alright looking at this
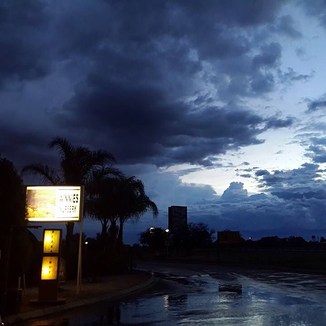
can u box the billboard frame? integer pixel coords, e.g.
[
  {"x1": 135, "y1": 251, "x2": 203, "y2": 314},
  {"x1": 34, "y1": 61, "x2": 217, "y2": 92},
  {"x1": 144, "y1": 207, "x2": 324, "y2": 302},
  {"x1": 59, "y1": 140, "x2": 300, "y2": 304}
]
[{"x1": 26, "y1": 185, "x2": 83, "y2": 222}]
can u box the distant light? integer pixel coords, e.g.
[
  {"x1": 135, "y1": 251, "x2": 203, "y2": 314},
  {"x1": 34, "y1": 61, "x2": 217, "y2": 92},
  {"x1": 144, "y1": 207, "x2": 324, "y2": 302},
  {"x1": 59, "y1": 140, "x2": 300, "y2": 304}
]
[
  {"x1": 84, "y1": 241, "x2": 88, "y2": 245},
  {"x1": 165, "y1": 228, "x2": 170, "y2": 233},
  {"x1": 149, "y1": 227, "x2": 155, "y2": 233}
]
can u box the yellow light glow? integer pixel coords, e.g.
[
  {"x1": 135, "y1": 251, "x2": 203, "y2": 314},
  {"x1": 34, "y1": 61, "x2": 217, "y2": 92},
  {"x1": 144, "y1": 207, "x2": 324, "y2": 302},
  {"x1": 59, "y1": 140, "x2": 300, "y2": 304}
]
[
  {"x1": 42, "y1": 266, "x2": 50, "y2": 275},
  {"x1": 41, "y1": 256, "x2": 58, "y2": 280},
  {"x1": 43, "y1": 230, "x2": 61, "y2": 254},
  {"x1": 44, "y1": 234, "x2": 52, "y2": 243}
]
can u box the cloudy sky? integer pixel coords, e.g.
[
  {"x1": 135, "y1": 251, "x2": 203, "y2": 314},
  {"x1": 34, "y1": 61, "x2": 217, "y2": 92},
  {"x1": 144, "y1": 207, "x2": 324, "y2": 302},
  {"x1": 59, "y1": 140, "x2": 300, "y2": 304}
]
[{"x1": 1, "y1": 0, "x2": 326, "y2": 243}]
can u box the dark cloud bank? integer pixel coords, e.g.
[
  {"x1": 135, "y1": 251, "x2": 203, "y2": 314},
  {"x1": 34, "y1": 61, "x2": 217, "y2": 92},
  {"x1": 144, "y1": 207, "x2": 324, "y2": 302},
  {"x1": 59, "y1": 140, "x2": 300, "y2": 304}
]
[
  {"x1": 1, "y1": 0, "x2": 296, "y2": 167},
  {"x1": 186, "y1": 163, "x2": 326, "y2": 241},
  {"x1": 1, "y1": 0, "x2": 326, "y2": 241}
]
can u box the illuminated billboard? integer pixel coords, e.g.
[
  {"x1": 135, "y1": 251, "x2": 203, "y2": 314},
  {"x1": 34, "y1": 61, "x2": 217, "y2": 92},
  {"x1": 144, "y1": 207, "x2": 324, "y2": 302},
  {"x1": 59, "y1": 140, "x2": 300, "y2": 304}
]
[{"x1": 26, "y1": 186, "x2": 82, "y2": 222}]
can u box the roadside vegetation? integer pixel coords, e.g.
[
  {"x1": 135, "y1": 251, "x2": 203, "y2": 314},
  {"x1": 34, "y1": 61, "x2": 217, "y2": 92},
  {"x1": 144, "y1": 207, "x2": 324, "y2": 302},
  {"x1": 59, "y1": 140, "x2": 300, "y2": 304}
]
[
  {"x1": 0, "y1": 137, "x2": 158, "y2": 289},
  {"x1": 138, "y1": 225, "x2": 326, "y2": 272},
  {"x1": 139, "y1": 222, "x2": 214, "y2": 258}
]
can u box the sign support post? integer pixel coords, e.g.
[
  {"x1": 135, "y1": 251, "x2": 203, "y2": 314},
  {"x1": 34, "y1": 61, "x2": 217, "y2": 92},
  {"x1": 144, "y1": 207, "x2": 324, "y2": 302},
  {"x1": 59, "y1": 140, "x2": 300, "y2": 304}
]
[
  {"x1": 76, "y1": 186, "x2": 84, "y2": 295},
  {"x1": 76, "y1": 217, "x2": 83, "y2": 295}
]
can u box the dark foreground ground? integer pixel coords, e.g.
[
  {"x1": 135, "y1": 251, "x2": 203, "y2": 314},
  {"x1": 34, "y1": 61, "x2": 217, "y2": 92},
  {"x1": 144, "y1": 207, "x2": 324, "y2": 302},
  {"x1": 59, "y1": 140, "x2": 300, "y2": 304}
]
[
  {"x1": 3, "y1": 257, "x2": 326, "y2": 325},
  {"x1": 10, "y1": 260, "x2": 326, "y2": 326},
  {"x1": 2, "y1": 271, "x2": 154, "y2": 325}
]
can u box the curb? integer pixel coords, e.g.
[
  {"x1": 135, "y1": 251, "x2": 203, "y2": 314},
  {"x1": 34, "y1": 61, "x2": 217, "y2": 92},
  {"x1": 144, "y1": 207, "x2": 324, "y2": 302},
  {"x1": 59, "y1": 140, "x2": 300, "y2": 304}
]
[{"x1": 5, "y1": 274, "x2": 155, "y2": 325}]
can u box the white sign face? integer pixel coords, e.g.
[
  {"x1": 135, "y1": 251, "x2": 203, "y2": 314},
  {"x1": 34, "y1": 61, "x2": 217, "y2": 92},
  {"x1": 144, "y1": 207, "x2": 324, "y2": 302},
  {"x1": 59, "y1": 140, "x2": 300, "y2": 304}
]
[{"x1": 26, "y1": 186, "x2": 82, "y2": 222}]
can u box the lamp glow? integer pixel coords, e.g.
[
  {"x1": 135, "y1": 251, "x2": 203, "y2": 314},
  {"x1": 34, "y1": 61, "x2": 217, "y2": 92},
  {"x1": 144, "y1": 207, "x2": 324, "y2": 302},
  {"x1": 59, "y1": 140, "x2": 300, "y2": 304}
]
[{"x1": 41, "y1": 256, "x2": 58, "y2": 280}]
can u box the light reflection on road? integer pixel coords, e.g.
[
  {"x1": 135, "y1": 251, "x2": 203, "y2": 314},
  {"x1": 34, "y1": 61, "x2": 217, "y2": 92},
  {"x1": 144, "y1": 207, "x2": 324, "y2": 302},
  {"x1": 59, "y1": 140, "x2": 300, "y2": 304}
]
[{"x1": 24, "y1": 261, "x2": 326, "y2": 325}]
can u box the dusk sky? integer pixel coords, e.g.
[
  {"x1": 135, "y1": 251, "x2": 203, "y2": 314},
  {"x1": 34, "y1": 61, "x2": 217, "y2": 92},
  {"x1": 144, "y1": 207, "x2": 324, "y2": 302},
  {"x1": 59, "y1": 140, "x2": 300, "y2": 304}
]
[{"x1": 1, "y1": 0, "x2": 326, "y2": 243}]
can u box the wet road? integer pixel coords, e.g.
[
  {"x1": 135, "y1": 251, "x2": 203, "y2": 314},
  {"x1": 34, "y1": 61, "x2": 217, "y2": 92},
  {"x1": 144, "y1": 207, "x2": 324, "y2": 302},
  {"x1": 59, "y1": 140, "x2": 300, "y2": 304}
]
[{"x1": 23, "y1": 261, "x2": 326, "y2": 325}]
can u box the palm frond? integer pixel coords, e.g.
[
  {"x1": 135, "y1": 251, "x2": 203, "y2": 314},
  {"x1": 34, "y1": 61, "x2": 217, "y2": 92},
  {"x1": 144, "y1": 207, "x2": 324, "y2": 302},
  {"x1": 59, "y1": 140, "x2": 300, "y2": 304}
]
[
  {"x1": 49, "y1": 137, "x2": 74, "y2": 160},
  {"x1": 21, "y1": 163, "x2": 61, "y2": 184}
]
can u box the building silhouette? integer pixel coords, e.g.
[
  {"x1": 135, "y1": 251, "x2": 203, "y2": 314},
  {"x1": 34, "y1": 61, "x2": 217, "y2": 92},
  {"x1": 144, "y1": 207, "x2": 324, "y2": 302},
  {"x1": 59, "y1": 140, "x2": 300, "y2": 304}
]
[{"x1": 168, "y1": 206, "x2": 187, "y2": 234}]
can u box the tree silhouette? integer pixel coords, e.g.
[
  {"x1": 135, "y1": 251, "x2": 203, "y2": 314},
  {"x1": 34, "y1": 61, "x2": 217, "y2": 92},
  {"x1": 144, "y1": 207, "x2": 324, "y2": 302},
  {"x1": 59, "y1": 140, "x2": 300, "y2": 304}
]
[
  {"x1": 87, "y1": 174, "x2": 158, "y2": 246},
  {"x1": 87, "y1": 174, "x2": 120, "y2": 239},
  {"x1": 0, "y1": 158, "x2": 26, "y2": 230},
  {"x1": 116, "y1": 176, "x2": 158, "y2": 244},
  {"x1": 22, "y1": 137, "x2": 118, "y2": 278},
  {"x1": 0, "y1": 157, "x2": 27, "y2": 294}
]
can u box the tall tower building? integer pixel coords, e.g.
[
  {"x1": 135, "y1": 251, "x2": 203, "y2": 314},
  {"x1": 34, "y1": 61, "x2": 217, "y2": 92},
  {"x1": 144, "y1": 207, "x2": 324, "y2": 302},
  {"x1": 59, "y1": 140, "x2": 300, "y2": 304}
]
[{"x1": 168, "y1": 206, "x2": 187, "y2": 234}]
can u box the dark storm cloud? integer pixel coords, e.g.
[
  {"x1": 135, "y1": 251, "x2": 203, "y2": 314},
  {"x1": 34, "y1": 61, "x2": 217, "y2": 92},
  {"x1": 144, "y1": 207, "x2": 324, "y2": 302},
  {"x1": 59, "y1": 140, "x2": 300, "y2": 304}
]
[
  {"x1": 0, "y1": 125, "x2": 55, "y2": 169},
  {"x1": 307, "y1": 99, "x2": 326, "y2": 112},
  {"x1": 235, "y1": 165, "x2": 254, "y2": 178},
  {"x1": 238, "y1": 173, "x2": 252, "y2": 179},
  {"x1": 191, "y1": 164, "x2": 326, "y2": 236},
  {"x1": 252, "y1": 43, "x2": 282, "y2": 69},
  {"x1": 256, "y1": 163, "x2": 322, "y2": 191},
  {"x1": 253, "y1": 164, "x2": 326, "y2": 228},
  {"x1": 0, "y1": 0, "x2": 50, "y2": 86},
  {"x1": 299, "y1": 0, "x2": 326, "y2": 28},
  {"x1": 192, "y1": 188, "x2": 302, "y2": 234},
  {"x1": 56, "y1": 77, "x2": 294, "y2": 166},
  {"x1": 306, "y1": 141, "x2": 326, "y2": 163},
  {"x1": 278, "y1": 68, "x2": 314, "y2": 86},
  {"x1": 44, "y1": 0, "x2": 292, "y2": 103},
  {"x1": 46, "y1": 0, "x2": 295, "y2": 167},
  {"x1": 274, "y1": 15, "x2": 302, "y2": 39},
  {"x1": 0, "y1": 0, "x2": 300, "y2": 170},
  {"x1": 264, "y1": 116, "x2": 294, "y2": 129},
  {"x1": 179, "y1": 0, "x2": 283, "y2": 27},
  {"x1": 300, "y1": 130, "x2": 326, "y2": 164},
  {"x1": 251, "y1": 164, "x2": 326, "y2": 230},
  {"x1": 255, "y1": 169, "x2": 270, "y2": 177}
]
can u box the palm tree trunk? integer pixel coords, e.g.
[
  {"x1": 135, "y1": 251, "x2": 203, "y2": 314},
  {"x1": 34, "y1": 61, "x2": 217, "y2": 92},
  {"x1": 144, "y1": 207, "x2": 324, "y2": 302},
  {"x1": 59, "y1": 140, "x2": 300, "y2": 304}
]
[
  {"x1": 101, "y1": 219, "x2": 108, "y2": 237},
  {"x1": 118, "y1": 218, "x2": 124, "y2": 245},
  {"x1": 109, "y1": 220, "x2": 118, "y2": 249}
]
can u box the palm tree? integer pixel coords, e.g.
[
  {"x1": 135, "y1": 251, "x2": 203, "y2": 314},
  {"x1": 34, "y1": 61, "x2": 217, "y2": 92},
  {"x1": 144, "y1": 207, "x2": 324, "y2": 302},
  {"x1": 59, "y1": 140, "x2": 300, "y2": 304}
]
[
  {"x1": 115, "y1": 176, "x2": 158, "y2": 244},
  {"x1": 48, "y1": 137, "x2": 115, "y2": 186},
  {"x1": 86, "y1": 174, "x2": 120, "y2": 238},
  {"x1": 86, "y1": 174, "x2": 158, "y2": 246},
  {"x1": 22, "y1": 137, "x2": 118, "y2": 277}
]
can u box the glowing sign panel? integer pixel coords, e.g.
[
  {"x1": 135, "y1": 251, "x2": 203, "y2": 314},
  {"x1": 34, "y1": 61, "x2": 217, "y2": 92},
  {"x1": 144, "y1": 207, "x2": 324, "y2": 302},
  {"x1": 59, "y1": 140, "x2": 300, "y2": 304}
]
[
  {"x1": 26, "y1": 186, "x2": 82, "y2": 221},
  {"x1": 41, "y1": 256, "x2": 59, "y2": 280},
  {"x1": 43, "y1": 229, "x2": 61, "y2": 254}
]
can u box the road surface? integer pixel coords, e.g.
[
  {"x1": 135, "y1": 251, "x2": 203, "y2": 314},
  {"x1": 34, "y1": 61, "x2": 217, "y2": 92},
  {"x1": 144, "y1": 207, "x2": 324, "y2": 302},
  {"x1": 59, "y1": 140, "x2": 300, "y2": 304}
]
[{"x1": 20, "y1": 261, "x2": 326, "y2": 325}]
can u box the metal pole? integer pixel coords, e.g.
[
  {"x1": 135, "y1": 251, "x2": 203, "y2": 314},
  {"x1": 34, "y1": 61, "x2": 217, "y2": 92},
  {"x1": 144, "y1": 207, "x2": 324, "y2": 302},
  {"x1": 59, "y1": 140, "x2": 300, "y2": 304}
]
[
  {"x1": 76, "y1": 218, "x2": 83, "y2": 294},
  {"x1": 76, "y1": 186, "x2": 84, "y2": 295}
]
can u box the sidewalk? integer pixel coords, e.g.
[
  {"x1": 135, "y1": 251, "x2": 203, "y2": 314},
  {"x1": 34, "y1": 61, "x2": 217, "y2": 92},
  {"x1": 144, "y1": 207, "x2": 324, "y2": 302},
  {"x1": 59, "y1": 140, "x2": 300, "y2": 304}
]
[{"x1": 4, "y1": 271, "x2": 154, "y2": 325}]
